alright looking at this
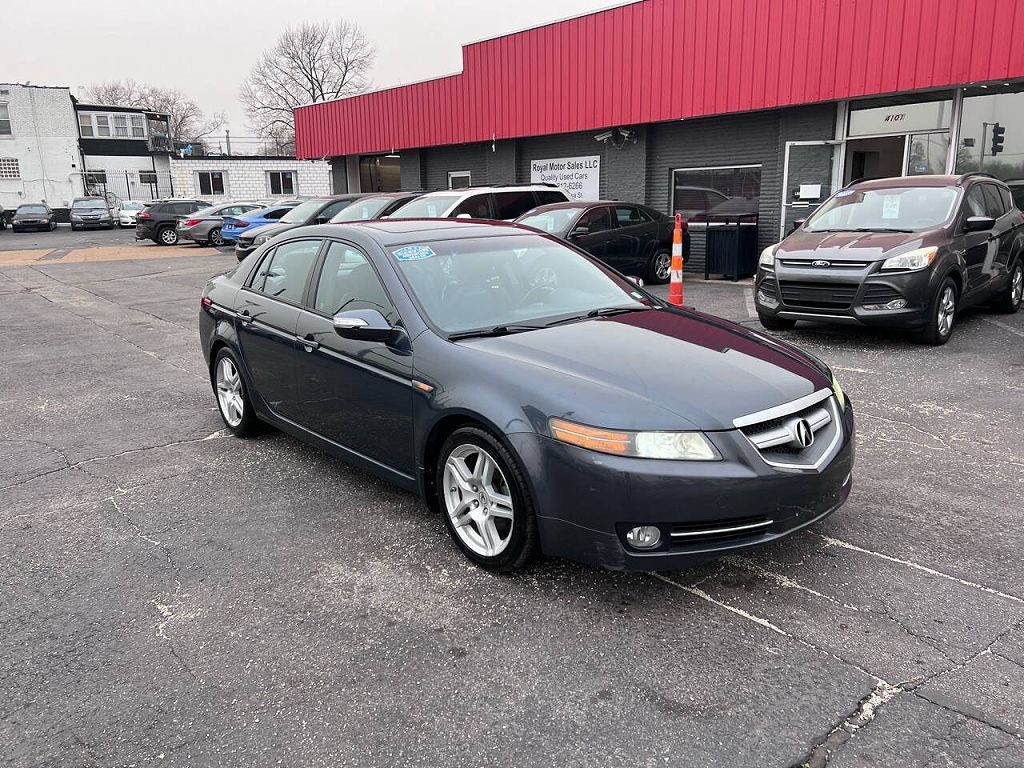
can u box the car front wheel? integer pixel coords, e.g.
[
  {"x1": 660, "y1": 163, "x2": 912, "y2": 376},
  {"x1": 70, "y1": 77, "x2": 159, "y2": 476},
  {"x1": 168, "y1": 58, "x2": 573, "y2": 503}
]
[
  {"x1": 213, "y1": 349, "x2": 259, "y2": 437},
  {"x1": 917, "y1": 277, "x2": 958, "y2": 345},
  {"x1": 157, "y1": 226, "x2": 179, "y2": 246},
  {"x1": 436, "y1": 427, "x2": 539, "y2": 572},
  {"x1": 648, "y1": 249, "x2": 672, "y2": 284}
]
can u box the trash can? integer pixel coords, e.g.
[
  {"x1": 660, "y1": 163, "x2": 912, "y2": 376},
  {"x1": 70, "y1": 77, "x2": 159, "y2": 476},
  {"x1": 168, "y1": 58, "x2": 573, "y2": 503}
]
[{"x1": 704, "y1": 218, "x2": 759, "y2": 281}]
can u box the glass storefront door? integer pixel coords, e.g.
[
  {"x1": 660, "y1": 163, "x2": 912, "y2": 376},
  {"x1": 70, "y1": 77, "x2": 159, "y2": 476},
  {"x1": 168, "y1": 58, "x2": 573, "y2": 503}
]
[{"x1": 780, "y1": 141, "x2": 839, "y2": 239}]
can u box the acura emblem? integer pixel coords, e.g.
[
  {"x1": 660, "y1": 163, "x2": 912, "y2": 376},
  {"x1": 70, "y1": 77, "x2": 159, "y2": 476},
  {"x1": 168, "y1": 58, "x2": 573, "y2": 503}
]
[
  {"x1": 811, "y1": 260, "x2": 831, "y2": 268},
  {"x1": 793, "y1": 419, "x2": 815, "y2": 448}
]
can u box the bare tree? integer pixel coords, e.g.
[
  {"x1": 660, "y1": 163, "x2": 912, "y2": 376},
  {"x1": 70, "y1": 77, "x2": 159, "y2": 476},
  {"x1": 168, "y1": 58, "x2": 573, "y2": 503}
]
[
  {"x1": 241, "y1": 21, "x2": 375, "y2": 147},
  {"x1": 84, "y1": 80, "x2": 225, "y2": 144}
]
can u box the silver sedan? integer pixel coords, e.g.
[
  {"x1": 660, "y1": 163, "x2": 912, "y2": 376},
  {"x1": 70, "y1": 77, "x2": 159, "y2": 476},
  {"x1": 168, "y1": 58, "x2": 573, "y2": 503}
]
[{"x1": 178, "y1": 202, "x2": 262, "y2": 246}]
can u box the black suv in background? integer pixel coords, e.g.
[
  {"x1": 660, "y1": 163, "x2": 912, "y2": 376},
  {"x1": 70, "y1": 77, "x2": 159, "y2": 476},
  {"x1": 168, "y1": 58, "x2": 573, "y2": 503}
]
[
  {"x1": 136, "y1": 199, "x2": 211, "y2": 245},
  {"x1": 756, "y1": 174, "x2": 1024, "y2": 345}
]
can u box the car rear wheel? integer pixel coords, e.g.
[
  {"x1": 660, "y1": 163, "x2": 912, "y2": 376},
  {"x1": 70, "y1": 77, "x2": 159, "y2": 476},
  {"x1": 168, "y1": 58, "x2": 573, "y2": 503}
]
[
  {"x1": 213, "y1": 349, "x2": 259, "y2": 437},
  {"x1": 758, "y1": 313, "x2": 797, "y2": 331},
  {"x1": 994, "y1": 260, "x2": 1022, "y2": 314},
  {"x1": 157, "y1": 226, "x2": 179, "y2": 246},
  {"x1": 209, "y1": 227, "x2": 224, "y2": 247},
  {"x1": 648, "y1": 249, "x2": 672, "y2": 284},
  {"x1": 917, "y1": 277, "x2": 958, "y2": 346},
  {"x1": 436, "y1": 427, "x2": 539, "y2": 572}
]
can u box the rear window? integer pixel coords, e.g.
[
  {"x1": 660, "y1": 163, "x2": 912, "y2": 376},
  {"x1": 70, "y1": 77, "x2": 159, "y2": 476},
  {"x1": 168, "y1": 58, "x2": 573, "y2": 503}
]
[{"x1": 390, "y1": 195, "x2": 462, "y2": 218}]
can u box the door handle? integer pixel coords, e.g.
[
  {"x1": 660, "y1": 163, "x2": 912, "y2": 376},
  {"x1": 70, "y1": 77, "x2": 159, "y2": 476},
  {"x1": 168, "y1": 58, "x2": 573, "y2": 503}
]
[
  {"x1": 238, "y1": 309, "x2": 253, "y2": 324},
  {"x1": 300, "y1": 334, "x2": 320, "y2": 351}
]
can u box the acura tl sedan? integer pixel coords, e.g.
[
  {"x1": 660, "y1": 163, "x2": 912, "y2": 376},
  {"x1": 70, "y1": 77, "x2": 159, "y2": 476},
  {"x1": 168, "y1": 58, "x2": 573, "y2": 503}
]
[{"x1": 200, "y1": 220, "x2": 854, "y2": 572}]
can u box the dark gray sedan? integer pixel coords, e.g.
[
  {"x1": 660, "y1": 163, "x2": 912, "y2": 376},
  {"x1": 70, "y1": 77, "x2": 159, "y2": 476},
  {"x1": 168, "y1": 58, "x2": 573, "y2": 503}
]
[
  {"x1": 178, "y1": 202, "x2": 263, "y2": 246},
  {"x1": 200, "y1": 220, "x2": 853, "y2": 572},
  {"x1": 11, "y1": 203, "x2": 57, "y2": 232}
]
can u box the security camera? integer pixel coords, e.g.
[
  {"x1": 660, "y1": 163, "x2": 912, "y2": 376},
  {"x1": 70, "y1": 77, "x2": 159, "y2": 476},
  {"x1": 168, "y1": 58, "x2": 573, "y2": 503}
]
[
  {"x1": 594, "y1": 130, "x2": 614, "y2": 142},
  {"x1": 619, "y1": 128, "x2": 635, "y2": 140}
]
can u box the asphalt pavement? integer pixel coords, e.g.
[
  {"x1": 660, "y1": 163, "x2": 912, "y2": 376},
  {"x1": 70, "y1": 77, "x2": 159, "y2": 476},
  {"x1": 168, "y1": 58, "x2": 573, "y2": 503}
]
[{"x1": 1, "y1": 249, "x2": 1023, "y2": 767}]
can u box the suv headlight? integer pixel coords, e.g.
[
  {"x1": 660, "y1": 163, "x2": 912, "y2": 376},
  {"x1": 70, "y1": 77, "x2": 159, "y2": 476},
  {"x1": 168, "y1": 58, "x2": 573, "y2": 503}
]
[
  {"x1": 759, "y1": 244, "x2": 779, "y2": 269},
  {"x1": 549, "y1": 418, "x2": 720, "y2": 461},
  {"x1": 881, "y1": 247, "x2": 937, "y2": 272}
]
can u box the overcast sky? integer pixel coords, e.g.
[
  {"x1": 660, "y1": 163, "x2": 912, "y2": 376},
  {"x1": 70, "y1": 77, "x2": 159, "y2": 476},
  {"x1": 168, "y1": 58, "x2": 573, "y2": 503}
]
[{"x1": 5, "y1": 0, "x2": 619, "y2": 147}]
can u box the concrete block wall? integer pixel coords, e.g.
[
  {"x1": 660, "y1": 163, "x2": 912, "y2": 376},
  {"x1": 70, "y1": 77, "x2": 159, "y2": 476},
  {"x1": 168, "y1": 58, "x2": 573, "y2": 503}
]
[{"x1": 168, "y1": 157, "x2": 332, "y2": 203}]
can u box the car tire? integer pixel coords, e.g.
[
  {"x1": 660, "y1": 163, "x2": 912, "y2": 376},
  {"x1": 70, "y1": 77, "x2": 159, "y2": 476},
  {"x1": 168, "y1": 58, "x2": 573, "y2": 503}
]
[
  {"x1": 917, "y1": 276, "x2": 958, "y2": 346},
  {"x1": 435, "y1": 426, "x2": 540, "y2": 573},
  {"x1": 993, "y1": 260, "x2": 1022, "y2": 314},
  {"x1": 209, "y1": 227, "x2": 224, "y2": 247},
  {"x1": 758, "y1": 313, "x2": 797, "y2": 331},
  {"x1": 647, "y1": 249, "x2": 672, "y2": 284},
  {"x1": 212, "y1": 348, "x2": 259, "y2": 437},
  {"x1": 156, "y1": 226, "x2": 179, "y2": 246}
]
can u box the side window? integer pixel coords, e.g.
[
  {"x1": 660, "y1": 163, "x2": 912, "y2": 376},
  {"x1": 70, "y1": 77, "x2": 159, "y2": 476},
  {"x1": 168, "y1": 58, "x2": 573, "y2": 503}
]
[
  {"x1": 266, "y1": 208, "x2": 288, "y2": 220},
  {"x1": 169, "y1": 203, "x2": 191, "y2": 215},
  {"x1": 999, "y1": 186, "x2": 1014, "y2": 213},
  {"x1": 965, "y1": 186, "x2": 988, "y2": 218},
  {"x1": 577, "y1": 206, "x2": 613, "y2": 233},
  {"x1": 493, "y1": 191, "x2": 538, "y2": 220},
  {"x1": 614, "y1": 206, "x2": 646, "y2": 227},
  {"x1": 536, "y1": 190, "x2": 568, "y2": 206},
  {"x1": 313, "y1": 242, "x2": 395, "y2": 322},
  {"x1": 451, "y1": 194, "x2": 492, "y2": 219},
  {"x1": 253, "y1": 239, "x2": 322, "y2": 303},
  {"x1": 982, "y1": 184, "x2": 1006, "y2": 218},
  {"x1": 318, "y1": 200, "x2": 351, "y2": 221}
]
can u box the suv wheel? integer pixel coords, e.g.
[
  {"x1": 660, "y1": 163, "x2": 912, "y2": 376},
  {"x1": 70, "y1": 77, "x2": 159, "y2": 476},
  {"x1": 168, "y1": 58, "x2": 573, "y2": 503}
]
[
  {"x1": 917, "y1": 277, "x2": 958, "y2": 346},
  {"x1": 994, "y1": 260, "x2": 1022, "y2": 314},
  {"x1": 157, "y1": 226, "x2": 179, "y2": 246}
]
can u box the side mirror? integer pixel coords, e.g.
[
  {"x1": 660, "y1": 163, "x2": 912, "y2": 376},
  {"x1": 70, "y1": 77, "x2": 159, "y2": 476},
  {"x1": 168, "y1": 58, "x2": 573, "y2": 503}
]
[
  {"x1": 625, "y1": 275, "x2": 645, "y2": 287},
  {"x1": 790, "y1": 218, "x2": 807, "y2": 233},
  {"x1": 964, "y1": 215, "x2": 995, "y2": 232},
  {"x1": 569, "y1": 225, "x2": 590, "y2": 238},
  {"x1": 316, "y1": 215, "x2": 331, "y2": 224},
  {"x1": 455, "y1": 213, "x2": 472, "y2": 219},
  {"x1": 333, "y1": 309, "x2": 394, "y2": 343}
]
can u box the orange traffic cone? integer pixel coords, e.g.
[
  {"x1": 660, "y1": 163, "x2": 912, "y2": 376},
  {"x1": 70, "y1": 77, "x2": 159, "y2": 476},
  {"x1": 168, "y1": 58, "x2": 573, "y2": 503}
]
[{"x1": 668, "y1": 213, "x2": 685, "y2": 307}]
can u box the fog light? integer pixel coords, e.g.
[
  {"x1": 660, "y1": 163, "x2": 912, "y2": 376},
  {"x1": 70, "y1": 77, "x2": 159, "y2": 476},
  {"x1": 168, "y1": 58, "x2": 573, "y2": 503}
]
[
  {"x1": 626, "y1": 526, "x2": 662, "y2": 550},
  {"x1": 756, "y1": 290, "x2": 779, "y2": 308},
  {"x1": 863, "y1": 298, "x2": 907, "y2": 311}
]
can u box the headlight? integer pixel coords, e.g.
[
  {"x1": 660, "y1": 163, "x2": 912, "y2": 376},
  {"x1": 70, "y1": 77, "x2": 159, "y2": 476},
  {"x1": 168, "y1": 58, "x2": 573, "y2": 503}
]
[
  {"x1": 759, "y1": 244, "x2": 779, "y2": 268},
  {"x1": 254, "y1": 234, "x2": 273, "y2": 245},
  {"x1": 831, "y1": 372, "x2": 846, "y2": 411},
  {"x1": 549, "y1": 418, "x2": 720, "y2": 461},
  {"x1": 881, "y1": 247, "x2": 937, "y2": 271}
]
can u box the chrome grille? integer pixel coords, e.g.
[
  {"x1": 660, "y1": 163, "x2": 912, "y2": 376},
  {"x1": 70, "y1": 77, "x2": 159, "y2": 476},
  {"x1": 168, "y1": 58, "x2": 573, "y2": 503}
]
[
  {"x1": 778, "y1": 259, "x2": 870, "y2": 269},
  {"x1": 779, "y1": 281, "x2": 857, "y2": 309},
  {"x1": 735, "y1": 390, "x2": 842, "y2": 470}
]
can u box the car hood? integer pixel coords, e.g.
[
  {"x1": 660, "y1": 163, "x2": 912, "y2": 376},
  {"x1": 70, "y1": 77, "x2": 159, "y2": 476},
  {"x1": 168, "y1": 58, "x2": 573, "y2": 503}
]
[
  {"x1": 458, "y1": 308, "x2": 831, "y2": 431},
  {"x1": 778, "y1": 229, "x2": 932, "y2": 262},
  {"x1": 242, "y1": 222, "x2": 297, "y2": 240}
]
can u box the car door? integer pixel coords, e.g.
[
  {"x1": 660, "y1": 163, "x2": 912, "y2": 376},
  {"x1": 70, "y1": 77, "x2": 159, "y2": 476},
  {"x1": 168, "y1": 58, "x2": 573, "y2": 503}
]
[
  {"x1": 235, "y1": 238, "x2": 324, "y2": 421},
  {"x1": 960, "y1": 184, "x2": 995, "y2": 298},
  {"x1": 567, "y1": 206, "x2": 615, "y2": 261},
  {"x1": 294, "y1": 240, "x2": 415, "y2": 475},
  {"x1": 982, "y1": 184, "x2": 1016, "y2": 295},
  {"x1": 611, "y1": 205, "x2": 657, "y2": 274}
]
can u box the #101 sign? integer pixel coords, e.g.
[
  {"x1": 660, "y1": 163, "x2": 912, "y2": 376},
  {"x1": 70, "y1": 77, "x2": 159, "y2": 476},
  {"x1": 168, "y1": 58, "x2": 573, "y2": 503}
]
[{"x1": 530, "y1": 156, "x2": 600, "y2": 201}]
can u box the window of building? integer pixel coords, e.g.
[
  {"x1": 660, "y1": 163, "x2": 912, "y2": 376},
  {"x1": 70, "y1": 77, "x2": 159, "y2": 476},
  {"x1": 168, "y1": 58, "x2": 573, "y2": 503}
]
[
  {"x1": 0, "y1": 157, "x2": 20, "y2": 178},
  {"x1": 197, "y1": 171, "x2": 225, "y2": 196},
  {"x1": 139, "y1": 171, "x2": 158, "y2": 185},
  {"x1": 448, "y1": 171, "x2": 471, "y2": 189},
  {"x1": 85, "y1": 170, "x2": 107, "y2": 186},
  {"x1": 131, "y1": 115, "x2": 146, "y2": 138},
  {"x1": 955, "y1": 84, "x2": 1024, "y2": 180},
  {"x1": 671, "y1": 165, "x2": 762, "y2": 224},
  {"x1": 78, "y1": 112, "x2": 93, "y2": 138},
  {"x1": 95, "y1": 114, "x2": 111, "y2": 137},
  {"x1": 112, "y1": 114, "x2": 129, "y2": 138},
  {"x1": 0, "y1": 104, "x2": 10, "y2": 136},
  {"x1": 267, "y1": 170, "x2": 296, "y2": 196}
]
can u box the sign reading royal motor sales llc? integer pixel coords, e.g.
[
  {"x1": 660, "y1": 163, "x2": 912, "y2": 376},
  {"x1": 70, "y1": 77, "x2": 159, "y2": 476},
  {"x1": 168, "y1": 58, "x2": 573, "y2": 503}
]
[{"x1": 530, "y1": 156, "x2": 600, "y2": 201}]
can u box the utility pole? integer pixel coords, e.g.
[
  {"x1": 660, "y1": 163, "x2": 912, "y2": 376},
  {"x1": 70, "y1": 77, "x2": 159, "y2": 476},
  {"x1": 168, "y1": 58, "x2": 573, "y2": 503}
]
[{"x1": 225, "y1": 130, "x2": 232, "y2": 156}]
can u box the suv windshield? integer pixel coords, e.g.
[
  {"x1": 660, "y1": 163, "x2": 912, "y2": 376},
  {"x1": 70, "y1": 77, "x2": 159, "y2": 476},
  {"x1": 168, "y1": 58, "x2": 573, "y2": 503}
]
[
  {"x1": 18, "y1": 205, "x2": 47, "y2": 214},
  {"x1": 389, "y1": 195, "x2": 462, "y2": 218},
  {"x1": 390, "y1": 234, "x2": 651, "y2": 335},
  {"x1": 279, "y1": 200, "x2": 326, "y2": 224},
  {"x1": 73, "y1": 199, "x2": 108, "y2": 210},
  {"x1": 330, "y1": 197, "x2": 393, "y2": 222},
  {"x1": 805, "y1": 187, "x2": 960, "y2": 232},
  {"x1": 517, "y1": 207, "x2": 586, "y2": 233}
]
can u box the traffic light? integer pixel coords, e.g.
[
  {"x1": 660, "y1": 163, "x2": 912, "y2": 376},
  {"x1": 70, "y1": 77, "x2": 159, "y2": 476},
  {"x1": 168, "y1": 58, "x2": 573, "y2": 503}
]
[{"x1": 991, "y1": 123, "x2": 1006, "y2": 156}]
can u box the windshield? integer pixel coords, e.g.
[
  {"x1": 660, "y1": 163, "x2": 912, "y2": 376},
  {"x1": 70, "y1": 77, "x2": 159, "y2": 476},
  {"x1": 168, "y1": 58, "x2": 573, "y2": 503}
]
[
  {"x1": 517, "y1": 207, "x2": 586, "y2": 233},
  {"x1": 804, "y1": 187, "x2": 960, "y2": 232},
  {"x1": 330, "y1": 197, "x2": 392, "y2": 222},
  {"x1": 120, "y1": 201, "x2": 145, "y2": 211},
  {"x1": 389, "y1": 195, "x2": 462, "y2": 218},
  {"x1": 390, "y1": 234, "x2": 651, "y2": 335},
  {"x1": 73, "y1": 199, "x2": 108, "y2": 210},
  {"x1": 279, "y1": 200, "x2": 326, "y2": 224},
  {"x1": 18, "y1": 205, "x2": 47, "y2": 214}
]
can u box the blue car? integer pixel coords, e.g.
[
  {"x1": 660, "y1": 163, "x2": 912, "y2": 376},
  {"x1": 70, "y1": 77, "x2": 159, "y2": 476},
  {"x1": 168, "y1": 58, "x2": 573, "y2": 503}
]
[{"x1": 220, "y1": 203, "x2": 299, "y2": 243}]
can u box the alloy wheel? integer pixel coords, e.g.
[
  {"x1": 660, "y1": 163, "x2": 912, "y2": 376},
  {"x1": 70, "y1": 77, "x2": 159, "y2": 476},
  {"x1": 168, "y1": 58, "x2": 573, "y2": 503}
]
[
  {"x1": 210, "y1": 228, "x2": 224, "y2": 247},
  {"x1": 654, "y1": 252, "x2": 672, "y2": 281},
  {"x1": 937, "y1": 285, "x2": 956, "y2": 338},
  {"x1": 442, "y1": 444, "x2": 515, "y2": 557},
  {"x1": 160, "y1": 228, "x2": 178, "y2": 245},
  {"x1": 216, "y1": 356, "x2": 244, "y2": 427},
  {"x1": 1012, "y1": 265, "x2": 1023, "y2": 307}
]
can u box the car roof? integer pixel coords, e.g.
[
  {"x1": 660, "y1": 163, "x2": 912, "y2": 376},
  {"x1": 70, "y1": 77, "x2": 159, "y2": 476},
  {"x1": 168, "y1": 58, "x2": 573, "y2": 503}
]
[
  {"x1": 314, "y1": 218, "x2": 538, "y2": 247},
  {"x1": 519, "y1": 200, "x2": 630, "y2": 214},
  {"x1": 849, "y1": 174, "x2": 1003, "y2": 190},
  {"x1": 416, "y1": 185, "x2": 560, "y2": 198}
]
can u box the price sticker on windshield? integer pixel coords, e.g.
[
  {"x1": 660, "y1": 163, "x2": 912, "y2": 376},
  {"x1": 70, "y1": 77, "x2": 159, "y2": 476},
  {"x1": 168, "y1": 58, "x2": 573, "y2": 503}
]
[
  {"x1": 393, "y1": 245, "x2": 436, "y2": 261},
  {"x1": 882, "y1": 195, "x2": 901, "y2": 219}
]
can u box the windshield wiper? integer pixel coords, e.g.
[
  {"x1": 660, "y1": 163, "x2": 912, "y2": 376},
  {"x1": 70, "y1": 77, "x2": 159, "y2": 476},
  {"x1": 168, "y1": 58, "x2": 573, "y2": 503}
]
[
  {"x1": 447, "y1": 324, "x2": 546, "y2": 341},
  {"x1": 546, "y1": 305, "x2": 651, "y2": 327}
]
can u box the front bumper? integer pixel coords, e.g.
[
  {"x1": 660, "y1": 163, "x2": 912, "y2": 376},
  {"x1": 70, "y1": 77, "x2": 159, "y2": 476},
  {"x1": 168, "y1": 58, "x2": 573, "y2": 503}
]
[
  {"x1": 72, "y1": 218, "x2": 113, "y2": 229},
  {"x1": 235, "y1": 241, "x2": 256, "y2": 260},
  {"x1": 507, "y1": 400, "x2": 855, "y2": 571},
  {"x1": 119, "y1": 216, "x2": 137, "y2": 226},
  {"x1": 12, "y1": 220, "x2": 50, "y2": 230},
  {"x1": 755, "y1": 264, "x2": 942, "y2": 328}
]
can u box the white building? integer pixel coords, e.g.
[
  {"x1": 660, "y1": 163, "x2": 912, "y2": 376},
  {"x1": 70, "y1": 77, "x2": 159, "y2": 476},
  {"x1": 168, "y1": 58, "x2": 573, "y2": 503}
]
[
  {"x1": 168, "y1": 156, "x2": 333, "y2": 203},
  {"x1": 0, "y1": 83, "x2": 84, "y2": 217}
]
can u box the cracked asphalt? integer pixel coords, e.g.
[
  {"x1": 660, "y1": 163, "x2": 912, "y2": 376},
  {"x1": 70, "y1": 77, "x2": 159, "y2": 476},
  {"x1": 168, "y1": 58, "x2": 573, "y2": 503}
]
[{"x1": 1, "y1": 248, "x2": 1023, "y2": 767}]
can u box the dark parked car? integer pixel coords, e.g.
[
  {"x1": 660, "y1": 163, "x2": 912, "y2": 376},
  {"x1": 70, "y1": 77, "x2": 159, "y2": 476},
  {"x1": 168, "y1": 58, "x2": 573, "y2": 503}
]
[
  {"x1": 69, "y1": 197, "x2": 115, "y2": 230},
  {"x1": 328, "y1": 192, "x2": 425, "y2": 223},
  {"x1": 135, "y1": 199, "x2": 212, "y2": 245},
  {"x1": 201, "y1": 220, "x2": 853, "y2": 572},
  {"x1": 11, "y1": 203, "x2": 57, "y2": 232},
  {"x1": 516, "y1": 201, "x2": 687, "y2": 284},
  {"x1": 234, "y1": 195, "x2": 366, "y2": 260},
  {"x1": 756, "y1": 174, "x2": 1024, "y2": 344}
]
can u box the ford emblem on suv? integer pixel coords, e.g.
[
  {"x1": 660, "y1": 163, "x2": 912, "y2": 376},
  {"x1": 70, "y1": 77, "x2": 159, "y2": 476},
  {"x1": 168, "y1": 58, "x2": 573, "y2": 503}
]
[{"x1": 811, "y1": 259, "x2": 831, "y2": 268}]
